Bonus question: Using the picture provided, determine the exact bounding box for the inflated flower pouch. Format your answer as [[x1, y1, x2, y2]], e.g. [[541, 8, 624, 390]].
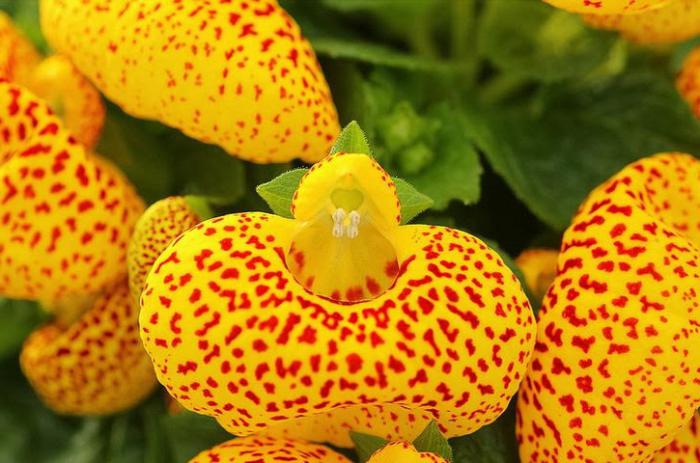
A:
[[140, 137, 536, 446]]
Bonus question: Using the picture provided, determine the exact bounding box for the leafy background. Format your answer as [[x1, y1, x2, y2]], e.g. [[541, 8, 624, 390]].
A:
[[2, 0, 700, 461]]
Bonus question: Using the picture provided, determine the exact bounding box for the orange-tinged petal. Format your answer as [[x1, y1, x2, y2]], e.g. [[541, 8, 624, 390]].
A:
[[0, 81, 144, 302], [20, 280, 157, 414], [544, 0, 670, 14], [367, 441, 449, 463], [140, 156, 534, 447], [677, 46, 700, 119], [128, 197, 200, 306], [515, 248, 559, 302], [517, 153, 700, 463], [583, 0, 700, 44], [40, 0, 340, 164], [189, 437, 351, 463], [653, 412, 700, 463], [0, 12, 41, 84], [26, 55, 105, 149]]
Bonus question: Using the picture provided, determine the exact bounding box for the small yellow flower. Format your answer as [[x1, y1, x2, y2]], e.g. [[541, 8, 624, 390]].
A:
[[39, 0, 341, 164], [517, 153, 700, 463], [128, 197, 201, 306], [140, 152, 536, 446], [20, 279, 157, 415], [515, 248, 559, 303]]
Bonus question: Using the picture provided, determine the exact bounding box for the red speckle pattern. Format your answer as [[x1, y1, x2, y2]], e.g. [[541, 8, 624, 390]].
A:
[[188, 436, 351, 463], [653, 412, 700, 463], [20, 280, 158, 414], [140, 211, 535, 446], [0, 81, 143, 302], [517, 153, 700, 463], [40, 0, 340, 163]]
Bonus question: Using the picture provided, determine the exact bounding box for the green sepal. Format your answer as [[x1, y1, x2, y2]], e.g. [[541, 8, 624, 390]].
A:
[[412, 421, 454, 462], [329, 121, 373, 155], [350, 430, 389, 463]]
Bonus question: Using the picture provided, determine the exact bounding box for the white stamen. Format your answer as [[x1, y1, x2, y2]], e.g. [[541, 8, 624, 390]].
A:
[[332, 208, 346, 237], [347, 211, 360, 239]]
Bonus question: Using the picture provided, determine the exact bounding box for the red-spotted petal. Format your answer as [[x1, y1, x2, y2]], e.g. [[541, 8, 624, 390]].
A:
[[20, 280, 157, 414], [128, 196, 200, 306], [583, 0, 700, 44], [652, 412, 700, 463], [0, 81, 144, 302], [140, 211, 535, 446], [39, 0, 340, 163], [367, 441, 450, 463], [544, 0, 670, 14], [188, 437, 351, 463], [517, 153, 700, 463]]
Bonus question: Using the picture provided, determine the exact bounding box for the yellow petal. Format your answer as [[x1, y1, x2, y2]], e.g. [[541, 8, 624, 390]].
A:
[[26, 55, 105, 149], [517, 153, 700, 463], [367, 441, 449, 463], [128, 196, 200, 306], [515, 248, 559, 302], [652, 412, 700, 463], [584, 0, 700, 44], [21, 280, 157, 414], [140, 210, 535, 446], [677, 46, 700, 119], [544, 0, 670, 14], [0, 81, 144, 302], [289, 153, 402, 303], [40, 0, 340, 164], [0, 11, 41, 84], [189, 437, 351, 463]]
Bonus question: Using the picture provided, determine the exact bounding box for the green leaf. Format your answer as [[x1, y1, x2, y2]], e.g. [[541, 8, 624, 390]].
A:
[[394, 178, 433, 224], [0, 299, 47, 360], [464, 71, 700, 230], [412, 421, 454, 462], [161, 411, 231, 463], [349, 430, 389, 463], [478, 0, 619, 82], [450, 404, 519, 463], [330, 121, 373, 155], [255, 169, 308, 218], [311, 37, 461, 73], [402, 104, 482, 210]]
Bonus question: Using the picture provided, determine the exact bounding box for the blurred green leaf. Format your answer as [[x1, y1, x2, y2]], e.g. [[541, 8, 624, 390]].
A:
[[349, 430, 388, 463], [478, 0, 618, 82], [412, 421, 453, 462], [161, 411, 231, 463], [0, 299, 47, 360], [464, 71, 700, 230]]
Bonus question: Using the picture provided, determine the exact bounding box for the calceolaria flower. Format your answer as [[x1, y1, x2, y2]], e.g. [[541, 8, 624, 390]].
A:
[[189, 437, 450, 463], [677, 46, 700, 119], [128, 197, 201, 306], [139, 129, 536, 447], [0, 81, 143, 303], [0, 13, 105, 149], [652, 412, 700, 462], [189, 437, 351, 463], [20, 280, 158, 414], [515, 248, 559, 303], [543, 0, 670, 15], [39, 0, 341, 164], [517, 153, 700, 462], [581, 0, 700, 44]]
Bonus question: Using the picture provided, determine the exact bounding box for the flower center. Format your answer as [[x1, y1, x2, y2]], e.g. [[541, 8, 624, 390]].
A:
[[286, 154, 402, 303]]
